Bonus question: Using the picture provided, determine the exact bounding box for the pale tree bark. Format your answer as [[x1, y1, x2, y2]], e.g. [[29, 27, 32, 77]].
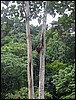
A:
[[39, 1, 47, 99], [24, 1, 34, 99]]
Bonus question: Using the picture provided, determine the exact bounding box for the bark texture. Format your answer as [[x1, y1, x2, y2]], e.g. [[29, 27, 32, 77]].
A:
[[39, 1, 47, 99], [24, 1, 34, 99]]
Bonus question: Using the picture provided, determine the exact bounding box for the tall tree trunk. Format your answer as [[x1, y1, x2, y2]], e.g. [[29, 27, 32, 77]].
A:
[[39, 1, 47, 99], [24, 1, 34, 99]]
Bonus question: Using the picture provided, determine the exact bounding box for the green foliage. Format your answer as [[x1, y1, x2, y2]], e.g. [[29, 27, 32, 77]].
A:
[[61, 34, 75, 64], [51, 14, 75, 34], [53, 65, 75, 99], [1, 52, 28, 96], [46, 35, 66, 63], [34, 89, 53, 99], [1, 32, 26, 46], [45, 61, 75, 99], [1, 33, 28, 99], [44, 91, 53, 99], [60, 92, 75, 99], [47, 1, 75, 17], [1, 35, 12, 46], [46, 30, 75, 65], [47, 1, 75, 36], [5, 87, 28, 99], [1, 42, 27, 57], [46, 60, 67, 74], [5, 87, 53, 99]]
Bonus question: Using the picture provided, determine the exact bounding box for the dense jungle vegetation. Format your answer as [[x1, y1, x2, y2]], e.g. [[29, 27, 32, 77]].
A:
[[1, 1, 75, 99]]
